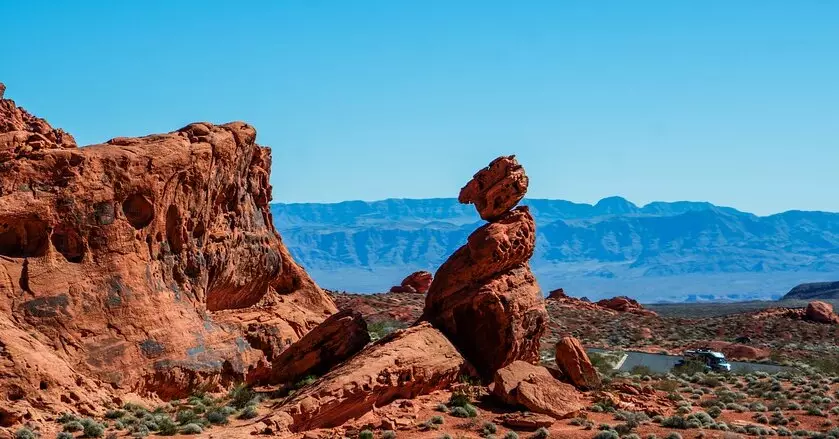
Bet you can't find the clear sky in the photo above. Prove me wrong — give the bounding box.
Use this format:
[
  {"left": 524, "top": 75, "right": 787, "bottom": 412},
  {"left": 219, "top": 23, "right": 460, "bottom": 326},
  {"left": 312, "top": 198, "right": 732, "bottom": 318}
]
[{"left": 2, "top": 1, "right": 837, "bottom": 215}]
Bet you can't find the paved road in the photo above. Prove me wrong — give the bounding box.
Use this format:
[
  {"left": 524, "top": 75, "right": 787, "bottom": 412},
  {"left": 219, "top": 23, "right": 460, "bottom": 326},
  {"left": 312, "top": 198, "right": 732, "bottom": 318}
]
[{"left": 587, "top": 349, "right": 790, "bottom": 375}]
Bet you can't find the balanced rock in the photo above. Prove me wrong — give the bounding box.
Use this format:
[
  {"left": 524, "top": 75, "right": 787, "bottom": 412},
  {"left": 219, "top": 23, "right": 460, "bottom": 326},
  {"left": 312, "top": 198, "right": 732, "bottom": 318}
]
[
  {"left": 271, "top": 323, "right": 465, "bottom": 432},
  {"left": 0, "top": 84, "right": 337, "bottom": 413},
  {"left": 424, "top": 208, "right": 546, "bottom": 380},
  {"left": 493, "top": 361, "right": 583, "bottom": 419},
  {"left": 459, "top": 155, "right": 529, "bottom": 221},
  {"left": 555, "top": 336, "right": 600, "bottom": 389},
  {"left": 389, "top": 270, "right": 433, "bottom": 294},
  {"left": 806, "top": 301, "right": 839, "bottom": 324}
]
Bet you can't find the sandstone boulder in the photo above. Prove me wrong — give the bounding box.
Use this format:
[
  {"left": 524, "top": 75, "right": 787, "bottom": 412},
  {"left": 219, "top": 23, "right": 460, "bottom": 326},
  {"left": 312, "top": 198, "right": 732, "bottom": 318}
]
[
  {"left": 555, "top": 336, "right": 600, "bottom": 389},
  {"left": 806, "top": 301, "right": 839, "bottom": 324},
  {"left": 0, "top": 84, "right": 336, "bottom": 414},
  {"left": 458, "top": 155, "right": 528, "bottom": 221},
  {"left": 500, "top": 412, "right": 556, "bottom": 430},
  {"left": 248, "top": 309, "right": 370, "bottom": 385},
  {"left": 390, "top": 270, "right": 433, "bottom": 294},
  {"left": 547, "top": 288, "right": 567, "bottom": 300},
  {"left": 270, "top": 323, "right": 465, "bottom": 432},
  {"left": 493, "top": 361, "right": 583, "bottom": 419}
]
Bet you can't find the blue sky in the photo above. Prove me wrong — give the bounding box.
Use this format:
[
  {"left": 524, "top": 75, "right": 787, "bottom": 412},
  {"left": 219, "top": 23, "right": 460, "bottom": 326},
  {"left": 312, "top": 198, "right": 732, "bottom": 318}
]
[{"left": 2, "top": 1, "right": 837, "bottom": 215}]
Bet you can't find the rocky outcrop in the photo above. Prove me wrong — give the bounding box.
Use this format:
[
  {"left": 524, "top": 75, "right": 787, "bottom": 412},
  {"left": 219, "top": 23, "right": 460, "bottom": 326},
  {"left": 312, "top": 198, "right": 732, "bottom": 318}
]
[
  {"left": 423, "top": 156, "right": 547, "bottom": 381},
  {"left": 269, "top": 323, "right": 465, "bottom": 432},
  {"left": 547, "top": 288, "right": 567, "bottom": 300},
  {"left": 458, "top": 155, "right": 528, "bottom": 221},
  {"left": 0, "top": 83, "right": 336, "bottom": 415},
  {"left": 248, "top": 309, "right": 370, "bottom": 385},
  {"left": 389, "top": 271, "right": 433, "bottom": 294},
  {"left": 596, "top": 296, "right": 657, "bottom": 316},
  {"left": 783, "top": 281, "right": 839, "bottom": 301},
  {"left": 806, "top": 301, "right": 839, "bottom": 324},
  {"left": 492, "top": 361, "right": 583, "bottom": 419},
  {"left": 555, "top": 336, "right": 600, "bottom": 389},
  {"left": 500, "top": 412, "right": 556, "bottom": 430}
]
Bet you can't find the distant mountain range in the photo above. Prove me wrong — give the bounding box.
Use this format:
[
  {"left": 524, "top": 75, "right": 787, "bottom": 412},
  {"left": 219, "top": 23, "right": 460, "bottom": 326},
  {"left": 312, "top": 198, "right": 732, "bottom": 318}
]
[
  {"left": 271, "top": 197, "right": 839, "bottom": 302},
  {"left": 783, "top": 282, "right": 839, "bottom": 301}
]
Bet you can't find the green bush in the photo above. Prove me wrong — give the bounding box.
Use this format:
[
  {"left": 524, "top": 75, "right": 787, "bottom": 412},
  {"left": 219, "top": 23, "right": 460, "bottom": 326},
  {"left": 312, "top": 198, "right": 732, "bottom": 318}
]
[
  {"left": 239, "top": 405, "right": 259, "bottom": 419},
  {"left": 64, "top": 421, "right": 84, "bottom": 432},
  {"left": 229, "top": 384, "right": 256, "bottom": 409},
  {"left": 382, "top": 431, "right": 397, "bottom": 439},
  {"left": 531, "top": 427, "right": 549, "bottom": 439},
  {"left": 593, "top": 431, "right": 619, "bottom": 439},
  {"left": 359, "top": 430, "right": 375, "bottom": 439},
  {"left": 482, "top": 422, "right": 498, "bottom": 436},
  {"left": 57, "top": 433, "right": 74, "bottom": 439},
  {"left": 206, "top": 408, "right": 230, "bottom": 425},
  {"left": 14, "top": 428, "right": 36, "bottom": 439},
  {"left": 104, "top": 409, "right": 125, "bottom": 419},
  {"left": 156, "top": 416, "right": 178, "bottom": 436},
  {"left": 175, "top": 409, "right": 197, "bottom": 425},
  {"left": 180, "top": 423, "right": 203, "bottom": 434},
  {"left": 83, "top": 420, "right": 105, "bottom": 438},
  {"left": 504, "top": 432, "right": 519, "bottom": 439}
]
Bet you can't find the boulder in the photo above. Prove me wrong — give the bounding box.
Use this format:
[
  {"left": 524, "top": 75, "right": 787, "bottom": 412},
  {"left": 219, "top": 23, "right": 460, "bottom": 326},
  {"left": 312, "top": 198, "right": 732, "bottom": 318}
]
[
  {"left": 555, "top": 336, "right": 600, "bottom": 389},
  {"left": 390, "top": 271, "right": 433, "bottom": 294},
  {"left": 493, "top": 361, "right": 583, "bottom": 419},
  {"left": 500, "top": 412, "right": 556, "bottom": 430},
  {"left": 270, "top": 323, "right": 465, "bottom": 432},
  {"left": 547, "top": 288, "right": 567, "bottom": 300},
  {"left": 806, "top": 301, "right": 839, "bottom": 324},
  {"left": 248, "top": 309, "right": 370, "bottom": 385},
  {"left": 0, "top": 84, "right": 337, "bottom": 414},
  {"left": 423, "top": 207, "right": 547, "bottom": 380},
  {"left": 458, "top": 155, "right": 529, "bottom": 221}
]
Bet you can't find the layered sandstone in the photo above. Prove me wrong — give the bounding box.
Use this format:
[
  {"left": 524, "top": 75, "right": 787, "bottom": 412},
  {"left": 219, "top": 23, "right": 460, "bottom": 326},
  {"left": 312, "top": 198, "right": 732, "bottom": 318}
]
[
  {"left": 423, "top": 156, "right": 547, "bottom": 380},
  {"left": 389, "top": 271, "right": 433, "bottom": 294},
  {"left": 0, "top": 83, "right": 336, "bottom": 417}
]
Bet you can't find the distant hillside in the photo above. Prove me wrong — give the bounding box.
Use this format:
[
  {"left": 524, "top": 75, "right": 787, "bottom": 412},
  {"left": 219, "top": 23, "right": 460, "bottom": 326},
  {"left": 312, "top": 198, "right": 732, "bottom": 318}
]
[
  {"left": 783, "top": 281, "right": 839, "bottom": 301},
  {"left": 271, "top": 197, "right": 839, "bottom": 301}
]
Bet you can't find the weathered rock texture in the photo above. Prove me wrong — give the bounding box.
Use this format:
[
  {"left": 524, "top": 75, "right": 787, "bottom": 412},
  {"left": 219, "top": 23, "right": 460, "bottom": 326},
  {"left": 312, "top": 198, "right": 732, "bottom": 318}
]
[
  {"left": 389, "top": 270, "right": 433, "bottom": 294},
  {"left": 555, "top": 336, "right": 600, "bottom": 389},
  {"left": 458, "top": 155, "right": 528, "bottom": 221},
  {"left": 0, "top": 83, "right": 336, "bottom": 416},
  {"left": 806, "top": 301, "right": 839, "bottom": 324},
  {"left": 270, "top": 323, "right": 465, "bottom": 432},
  {"left": 492, "top": 361, "right": 583, "bottom": 419},
  {"left": 248, "top": 309, "right": 369, "bottom": 385},
  {"left": 423, "top": 156, "right": 547, "bottom": 380}
]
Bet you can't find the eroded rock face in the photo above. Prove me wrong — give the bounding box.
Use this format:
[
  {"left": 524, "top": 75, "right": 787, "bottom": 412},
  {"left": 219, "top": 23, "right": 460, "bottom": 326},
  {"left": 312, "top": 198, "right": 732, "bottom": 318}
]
[
  {"left": 390, "top": 271, "right": 433, "bottom": 294},
  {"left": 270, "top": 323, "right": 465, "bottom": 432},
  {"left": 492, "top": 361, "right": 583, "bottom": 419},
  {"left": 424, "top": 156, "right": 547, "bottom": 380},
  {"left": 806, "top": 301, "right": 839, "bottom": 324},
  {"left": 248, "top": 309, "right": 370, "bottom": 385},
  {"left": 555, "top": 336, "right": 600, "bottom": 390},
  {"left": 0, "top": 84, "right": 336, "bottom": 414},
  {"left": 459, "top": 155, "right": 528, "bottom": 221}
]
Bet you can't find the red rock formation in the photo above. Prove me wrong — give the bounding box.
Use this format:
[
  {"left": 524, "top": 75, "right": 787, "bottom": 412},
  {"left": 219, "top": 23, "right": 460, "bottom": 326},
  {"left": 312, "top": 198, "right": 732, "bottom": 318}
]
[
  {"left": 492, "top": 361, "right": 583, "bottom": 419},
  {"left": 389, "top": 270, "right": 433, "bottom": 294},
  {"left": 269, "top": 323, "right": 465, "bottom": 432},
  {"left": 547, "top": 288, "right": 567, "bottom": 300},
  {"left": 596, "top": 296, "right": 657, "bottom": 316},
  {"left": 806, "top": 301, "right": 839, "bottom": 324},
  {"left": 0, "top": 83, "right": 336, "bottom": 415},
  {"left": 248, "top": 309, "right": 370, "bottom": 385},
  {"left": 458, "top": 155, "right": 529, "bottom": 221},
  {"left": 500, "top": 412, "right": 556, "bottom": 430},
  {"left": 555, "top": 336, "right": 601, "bottom": 389}
]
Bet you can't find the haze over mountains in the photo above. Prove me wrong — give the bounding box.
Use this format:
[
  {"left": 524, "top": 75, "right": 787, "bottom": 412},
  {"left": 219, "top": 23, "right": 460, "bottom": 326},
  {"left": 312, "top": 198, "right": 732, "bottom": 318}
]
[{"left": 271, "top": 197, "right": 839, "bottom": 303}]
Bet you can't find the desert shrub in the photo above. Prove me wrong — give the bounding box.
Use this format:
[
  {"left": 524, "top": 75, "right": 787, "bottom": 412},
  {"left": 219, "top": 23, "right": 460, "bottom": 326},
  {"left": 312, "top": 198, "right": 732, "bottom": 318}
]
[
  {"left": 14, "top": 428, "right": 36, "bottom": 439},
  {"left": 707, "top": 406, "right": 722, "bottom": 418},
  {"left": 593, "top": 431, "right": 619, "bottom": 439},
  {"left": 175, "top": 409, "right": 197, "bottom": 425},
  {"left": 206, "top": 408, "right": 230, "bottom": 425},
  {"left": 293, "top": 374, "right": 318, "bottom": 389},
  {"left": 449, "top": 391, "right": 471, "bottom": 408},
  {"left": 435, "top": 403, "right": 448, "bottom": 413},
  {"left": 504, "top": 432, "right": 519, "bottom": 439},
  {"left": 481, "top": 422, "right": 498, "bottom": 436},
  {"left": 367, "top": 320, "right": 406, "bottom": 341},
  {"left": 229, "top": 384, "right": 256, "bottom": 409},
  {"left": 440, "top": 435, "right": 453, "bottom": 439},
  {"left": 64, "top": 421, "right": 84, "bottom": 432},
  {"left": 359, "top": 430, "right": 374, "bottom": 439},
  {"left": 661, "top": 415, "right": 688, "bottom": 429},
  {"left": 805, "top": 406, "right": 826, "bottom": 417},
  {"left": 382, "top": 430, "right": 397, "bottom": 439},
  {"left": 630, "top": 366, "right": 654, "bottom": 376},
  {"left": 531, "top": 427, "right": 549, "bottom": 439},
  {"left": 450, "top": 406, "right": 470, "bottom": 418},
  {"left": 239, "top": 405, "right": 258, "bottom": 419},
  {"left": 664, "top": 433, "right": 682, "bottom": 439},
  {"left": 58, "top": 433, "right": 75, "bottom": 439},
  {"left": 156, "top": 416, "right": 178, "bottom": 436},
  {"left": 180, "top": 423, "right": 203, "bottom": 435},
  {"left": 430, "top": 415, "right": 444, "bottom": 425},
  {"left": 104, "top": 409, "right": 125, "bottom": 419},
  {"left": 83, "top": 420, "right": 106, "bottom": 438}
]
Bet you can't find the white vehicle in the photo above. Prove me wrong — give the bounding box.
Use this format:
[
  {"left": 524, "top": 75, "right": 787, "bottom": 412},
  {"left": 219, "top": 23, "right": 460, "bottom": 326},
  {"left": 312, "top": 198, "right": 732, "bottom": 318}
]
[{"left": 676, "top": 349, "right": 732, "bottom": 372}]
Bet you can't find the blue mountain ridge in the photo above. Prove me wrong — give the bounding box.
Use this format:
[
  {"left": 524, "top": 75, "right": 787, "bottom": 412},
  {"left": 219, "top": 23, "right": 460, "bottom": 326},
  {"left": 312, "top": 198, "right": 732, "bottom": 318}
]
[{"left": 271, "top": 197, "right": 839, "bottom": 302}]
